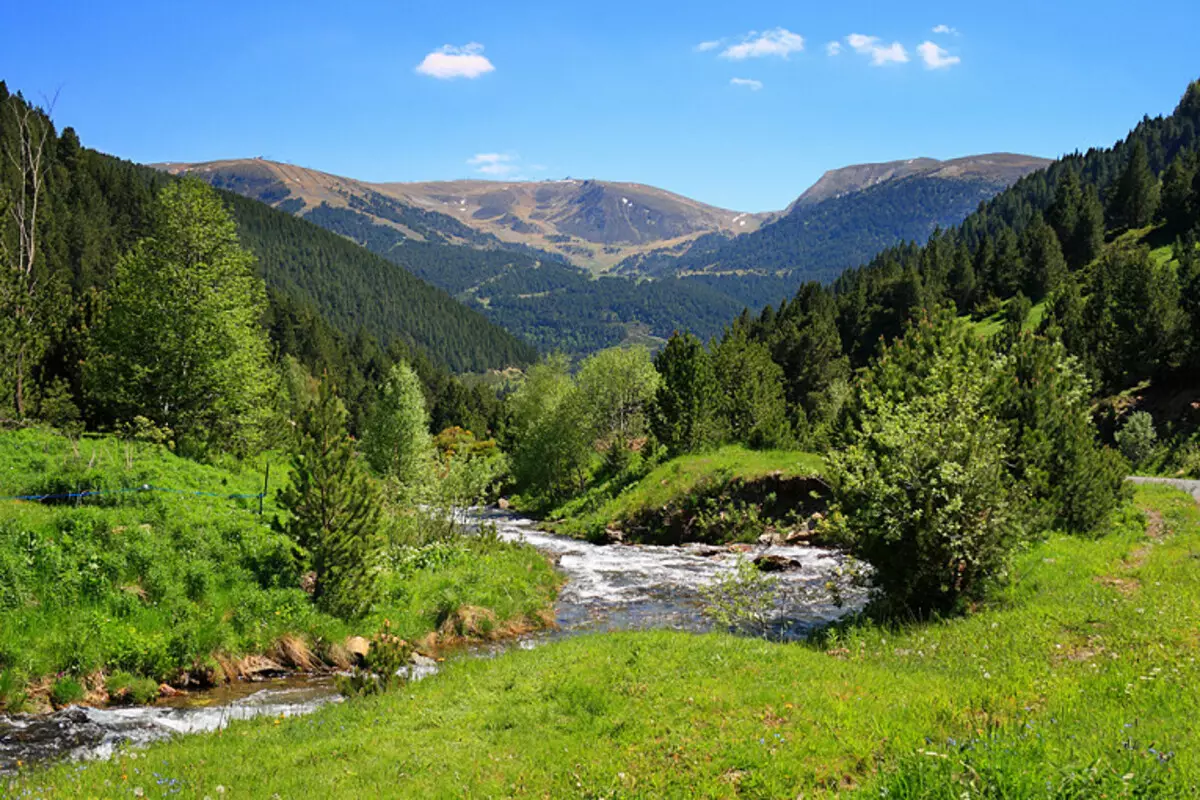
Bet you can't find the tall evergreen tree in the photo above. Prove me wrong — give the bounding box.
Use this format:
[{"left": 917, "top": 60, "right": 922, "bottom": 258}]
[
  {"left": 651, "top": 332, "right": 722, "bottom": 456},
  {"left": 1048, "top": 168, "right": 1083, "bottom": 267},
  {"left": 86, "top": 179, "right": 277, "bottom": 453},
  {"left": 277, "top": 379, "right": 384, "bottom": 620},
  {"left": 1074, "top": 184, "right": 1107, "bottom": 267},
  {"left": 712, "top": 327, "right": 791, "bottom": 448},
  {"left": 1021, "top": 216, "right": 1068, "bottom": 300},
  {"left": 1159, "top": 151, "right": 1197, "bottom": 233},
  {"left": 1107, "top": 140, "right": 1161, "bottom": 229}
]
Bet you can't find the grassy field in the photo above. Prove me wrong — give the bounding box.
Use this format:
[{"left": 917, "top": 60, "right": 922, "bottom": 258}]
[
  {"left": 546, "top": 445, "right": 824, "bottom": 541},
  {"left": 0, "top": 428, "right": 558, "bottom": 710},
  {"left": 14, "top": 485, "right": 1197, "bottom": 797}
]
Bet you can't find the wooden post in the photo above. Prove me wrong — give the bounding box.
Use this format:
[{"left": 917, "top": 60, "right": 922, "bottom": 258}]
[{"left": 260, "top": 462, "right": 270, "bottom": 516}]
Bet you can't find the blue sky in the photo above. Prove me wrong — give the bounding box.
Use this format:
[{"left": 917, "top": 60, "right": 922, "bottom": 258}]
[{"left": 3, "top": 1, "right": 1198, "bottom": 211}]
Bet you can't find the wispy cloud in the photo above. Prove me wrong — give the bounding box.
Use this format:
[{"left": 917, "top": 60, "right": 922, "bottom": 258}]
[
  {"left": 846, "top": 33, "right": 909, "bottom": 66},
  {"left": 730, "top": 77, "right": 763, "bottom": 91},
  {"left": 826, "top": 40, "right": 842, "bottom": 56},
  {"left": 694, "top": 40, "right": 721, "bottom": 52},
  {"left": 467, "top": 153, "right": 519, "bottom": 176},
  {"left": 718, "top": 28, "right": 805, "bottom": 60},
  {"left": 416, "top": 43, "right": 495, "bottom": 79},
  {"left": 917, "top": 41, "right": 961, "bottom": 69},
  {"left": 931, "top": 24, "right": 959, "bottom": 35}
]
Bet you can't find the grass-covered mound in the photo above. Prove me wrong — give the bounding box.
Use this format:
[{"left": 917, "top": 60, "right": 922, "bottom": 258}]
[
  {"left": 0, "top": 429, "right": 557, "bottom": 711},
  {"left": 15, "top": 484, "right": 1199, "bottom": 797},
  {"left": 546, "top": 445, "right": 825, "bottom": 544}
]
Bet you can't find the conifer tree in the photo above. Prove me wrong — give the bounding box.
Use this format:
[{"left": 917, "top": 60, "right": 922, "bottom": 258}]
[
  {"left": 652, "top": 331, "right": 722, "bottom": 455},
  {"left": 1159, "top": 152, "right": 1197, "bottom": 233},
  {"left": 1048, "top": 169, "right": 1086, "bottom": 269},
  {"left": 1074, "top": 184, "right": 1107, "bottom": 267},
  {"left": 712, "top": 327, "right": 790, "bottom": 448},
  {"left": 1107, "top": 140, "right": 1160, "bottom": 229},
  {"left": 277, "top": 379, "right": 383, "bottom": 619},
  {"left": 1021, "top": 216, "right": 1068, "bottom": 300}
]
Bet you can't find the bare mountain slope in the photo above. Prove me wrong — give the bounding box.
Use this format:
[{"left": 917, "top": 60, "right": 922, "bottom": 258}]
[{"left": 154, "top": 158, "right": 769, "bottom": 272}]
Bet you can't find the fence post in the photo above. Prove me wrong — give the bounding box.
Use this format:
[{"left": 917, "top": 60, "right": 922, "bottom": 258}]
[{"left": 260, "top": 462, "right": 270, "bottom": 516}]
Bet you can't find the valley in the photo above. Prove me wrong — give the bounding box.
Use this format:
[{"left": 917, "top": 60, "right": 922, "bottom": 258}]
[{"left": 3, "top": 9, "right": 1200, "bottom": 796}]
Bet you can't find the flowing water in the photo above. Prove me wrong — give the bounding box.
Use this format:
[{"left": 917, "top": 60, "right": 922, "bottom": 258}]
[{"left": 0, "top": 507, "right": 865, "bottom": 772}]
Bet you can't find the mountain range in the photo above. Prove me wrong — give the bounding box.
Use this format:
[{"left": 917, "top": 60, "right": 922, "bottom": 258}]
[{"left": 156, "top": 151, "right": 1049, "bottom": 352}]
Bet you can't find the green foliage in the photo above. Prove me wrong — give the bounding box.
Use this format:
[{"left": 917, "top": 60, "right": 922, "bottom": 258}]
[
  {"left": 828, "top": 322, "right": 1019, "bottom": 614},
  {"left": 994, "top": 334, "right": 1129, "bottom": 534},
  {"left": 650, "top": 332, "right": 722, "bottom": 456},
  {"left": 27, "top": 487, "right": 1200, "bottom": 798},
  {"left": 105, "top": 671, "right": 160, "bottom": 705},
  {"left": 336, "top": 620, "right": 414, "bottom": 697},
  {"left": 49, "top": 677, "right": 85, "bottom": 707},
  {"left": 1116, "top": 410, "right": 1159, "bottom": 467},
  {"left": 574, "top": 346, "right": 660, "bottom": 449},
  {"left": 1107, "top": 139, "right": 1161, "bottom": 229},
  {"left": 1083, "top": 245, "right": 1186, "bottom": 390},
  {"left": 362, "top": 361, "right": 436, "bottom": 496},
  {"left": 86, "top": 179, "right": 276, "bottom": 455},
  {"left": 276, "top": 381, "right": 383, "bottom": 619},
  {"left": 507, "top": 355, "right": 592, "bottom": 501},
  {"left": 711, "top": 326, "right": 791, "bottom": 449},
  {"left": 699, "top": 558, "right": 780, "bottom": 637}
]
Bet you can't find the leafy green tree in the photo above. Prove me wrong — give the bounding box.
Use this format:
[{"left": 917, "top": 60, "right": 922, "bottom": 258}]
[
  {"left": 86, "top": 179, "right": 276, "bottom": 454},
  {"left": 575, "top": 346, "right": 660, "bottom": 449},
  {"left": 508, "top": 355, "right": 591, "bottom": 499},
  {"left": 826, "top": 336, "right": 1017, "bottom": 615},
  {"left": 276, "top": 379, "right": 384, "bottom": 619},
  {"left": 651, "top": 332, "right": 722, "bottom": 455},
  {"left": 363, "top": 361, "right": 436, "bottom": 496},
  {"left": 1107, "top": 140, "right": 1160, "bottom": 229},
  {"left": 712, "top": 327, "right": 791, "bottom": 449},
  {"left": 1073, "top": 184, "right": 1107, "bottom": 267}
]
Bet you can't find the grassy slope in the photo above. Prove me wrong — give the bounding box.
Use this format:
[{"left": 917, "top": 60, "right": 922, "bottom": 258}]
[
  {"left": 19, "top": 489, "right": 1198, "bottom": 796},
  {"left": 547, "top": 445, "right": 824, "bottom": 539},
  {"left": 0, "top": 429, "right": 557, "bottom": 701}
]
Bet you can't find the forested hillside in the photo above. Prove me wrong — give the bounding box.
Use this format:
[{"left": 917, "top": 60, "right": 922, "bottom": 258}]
[
  {"left": 0, "top": 81, "right": 524, "bottom": 432},
  {"left": 728, "top": 79, "right": 1200, "bottom": 447},
  {"left": 617, "top": 155, "right": 1048, "bottom": 293}
]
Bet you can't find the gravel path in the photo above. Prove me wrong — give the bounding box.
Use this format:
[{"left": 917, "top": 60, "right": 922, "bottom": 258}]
[{"left": 1127, "top": 476, "right": 1200, "bottom": 503}]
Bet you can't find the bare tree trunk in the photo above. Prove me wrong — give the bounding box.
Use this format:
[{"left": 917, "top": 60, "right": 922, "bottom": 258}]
[{"left": 2, "top": 93, "right": 54, "bottom": 418}]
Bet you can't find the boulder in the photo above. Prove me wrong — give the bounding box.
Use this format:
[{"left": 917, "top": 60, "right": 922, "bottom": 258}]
[
  {"left": 754, "top": 554, "right": 801, "bottom": 572},
  {"left": 757, "top": 530, "right": 786, "bottom": 546},
  {"left": 727, "top": 543, "right": 754, "bottom": 554},
  {"left": 497, "top": 497, "right": 511, "bottom": 510},
  {"left": 344, "top": 636, "right": 371, "bottom": 663}
]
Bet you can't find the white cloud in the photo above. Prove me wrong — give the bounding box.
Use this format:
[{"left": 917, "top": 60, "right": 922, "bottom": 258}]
[
  {"left": 826, "top": 40, "right": 842, "bottom": 56},
  {"left": 730, "top": 77, "right": 763, "bottom": 91},
  {"left": 846, "top": 33, "right": 909, "bottom": 66},
  {"left": 416, "top": 43, "right": 495, "bottom": 79},
  {"left": 917, "top": 41, "right": 961, "bottom": 69},
  {"left": 932, "top": 24, "right": 959, "bottom": 35},
  {"left": 719, "top": 28, "right": 804, "bottom": 60},
  {"left": 467, "top": 153, "right": 518, "bottom": 176},
  {"left": 694, "top": 40, "right": 721, "bottom": 52}
]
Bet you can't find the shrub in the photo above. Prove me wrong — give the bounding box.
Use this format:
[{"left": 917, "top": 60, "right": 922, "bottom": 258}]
[
  {"left": 700, "top": 558, "right": 781, "bottom": 637},
  {"left": 106, "top": 672, "right": 160, "bottom": 705},
  {"left": 50, "top": 676, "right": 85, "bottom": 707},
  {"left": 827, "top": 342, "right": 1020, "bottom": 615},
  {"left": 1115, "top": 411, "right": 1158, "bottom": 467},
  {"left": 337, "top": 620, "right": 413, "bottom": 697}
]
